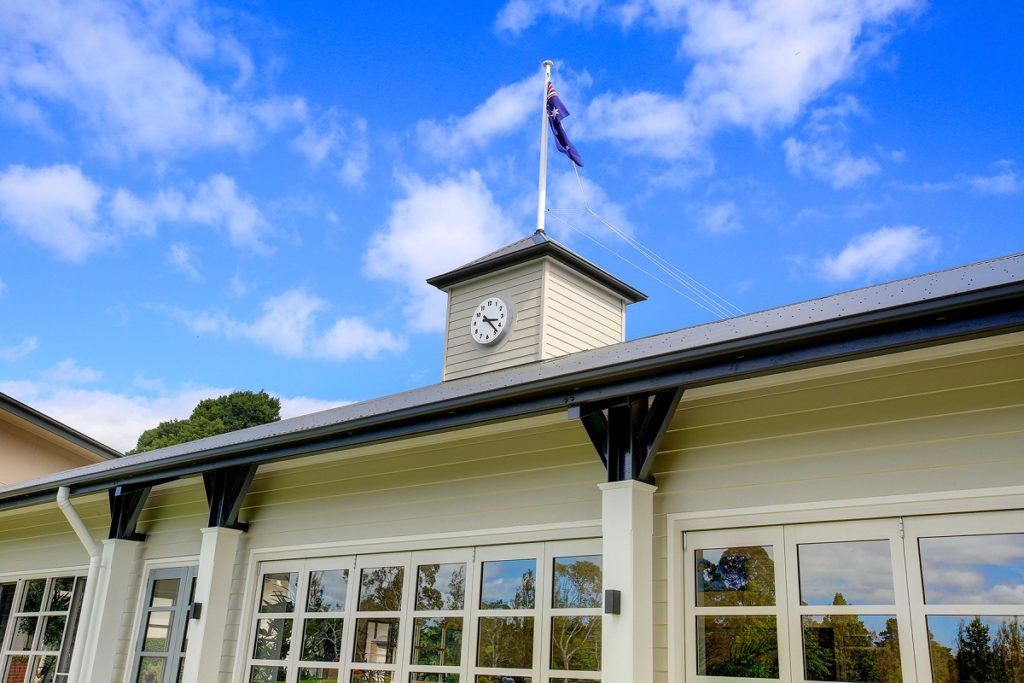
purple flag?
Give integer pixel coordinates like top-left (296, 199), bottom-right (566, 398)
top-left (546, 82), bottom-right (583, 166)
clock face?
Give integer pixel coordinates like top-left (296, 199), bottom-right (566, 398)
top-left (470, 296), bottom-right (511, 345)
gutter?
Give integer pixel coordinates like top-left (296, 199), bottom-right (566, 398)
top-left (2, 279), bottom-right (1023, 512)
top-left (56, 487), bottom-right (101, 683)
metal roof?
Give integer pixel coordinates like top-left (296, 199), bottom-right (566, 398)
top-left (1, 252), bottom-right (1022, 510)
top-left (426, 230), bottom-right (647, 303)
top-left (0, 392), bottom-right (122, 460)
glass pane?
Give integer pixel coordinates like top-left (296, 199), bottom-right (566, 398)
top-left (143, 611), bottom-right (174, 652)
top-left (926, 615), bottom-right (1024, 683)
top-left (476, 616), bottom-right (534, 668)
top-left (480, 560), bottom-right (536, 609)
top-left (308, 570), bottom-right (349, 612)
top-left (302, 618), bottom-right (344, 662)
top-left (802, 614), bottom-right (902, 682)
top-left (798, 541), bottom-right (895, 606)
top-left (351, 671), bottom-right (393, 683)
top-left (249, 666), bottom-right (287, 683)
top-left (410, 617), bottom-right (462, 666)
top-left (299, 669), bottom-right (340, 682)
top-left (358, 567), bottom-right (404, 611)
top-left (0, 583), bottom-right (15, 644)
top-left (416, 564), bottom-right (466, 611)
top-left (696, 615), bottom-right (779, 678)
top-left (920, 534), bottom-right (1024, 605)
top-left (22, 579), bottom-right (46, 612)
top-left (550, 616), bottom-right (601, 671)
top-left (260, 573), bottom-right (298, 613)
top-left (549, 680), bottom-right (597, 683)
top-left (353, 618), bottom-right (400, 663)
top-left (151, 578), bottom-right (181, 608)
top-left (253, 618), bottom-right (292, 660)
top-left (410, 675), bottom-right (460, 682)
top-left (552, 556), bottom-right (602, 609)
top-left (56, 578), bottom-right (85, 675)
top-left (47, 578), bottom-right (75, 612)
top-left (5, 656), bottom-right (29, 683)
top-left (30, 656), bottom-right (58, 683)
top-left (136, 656), bottom-right (166, 683)
top-left (10, 616), bottom-right (38, 650)
top-left (39, 616), bottom-right (66, 651)
top-left (696, 546), bottom-right (775, 607)
top-left (474, 678), bottom-right (530, 683)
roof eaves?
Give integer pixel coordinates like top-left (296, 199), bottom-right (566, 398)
top-left (0, 392), bottom-right (122, 460)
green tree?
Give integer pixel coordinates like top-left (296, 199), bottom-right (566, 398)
top-left (131, 390), bottom-right (281, 453)
top-left (994, 619), bottom-right (1024, 682)
top-left (957, 617), bottom-right (1009, 683)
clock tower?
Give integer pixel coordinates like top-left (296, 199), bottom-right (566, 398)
top-left (428, 230), bottom-right (646, 381)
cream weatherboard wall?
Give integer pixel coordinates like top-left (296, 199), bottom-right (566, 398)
top-left (542, 260), bottom-right (625, 359)
top-left (649, 332), bottom-right (1024, 683)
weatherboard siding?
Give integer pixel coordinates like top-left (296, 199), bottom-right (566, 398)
top-left (542, 260), bottom-right (625, 358)
top-left (442, 262), bottom-right (545, 380)
top-left (648, 337), bottom-right (1024, 682)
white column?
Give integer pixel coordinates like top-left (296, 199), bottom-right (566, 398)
top-left (600, 479), bottom-right (657, 683)
top-left (181, 526), bottom-right (244, 683)
top-left (78, 539), bottom-right (142, 682)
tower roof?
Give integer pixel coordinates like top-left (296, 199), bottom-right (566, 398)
top-left (426, 230), bottom-right (647, 303)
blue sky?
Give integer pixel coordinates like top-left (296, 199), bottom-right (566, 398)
top-left (0, 0), bottom-right (1021, 451)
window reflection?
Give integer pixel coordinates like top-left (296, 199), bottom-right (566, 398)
top-left (410, 617), bottom-right (462, 666)
top-left (308, 570), bottom-right (348, 613)
top-left (696, 546), bottom-right (775, 607)
top-left (926, 615), bottom-right (1024, 682)
top-left (260, 573), bottom-right (297, 614)
top-left (416, 564), bottom-right (466, 611)
top-left (798, 541), bottom-right (895, 606)
top-left (298, 668), bottom-right (340, 682)
top-left (302, 618), bottom-right (344, 662)
top-left (552, 556), bottom-right (602, 609)
top-left (351, 669), bottom-right (393, 682)
top-left (358, 568), bottom-right (404, 612)
top-left (253, 618), bottom-right (292, 661)
top-left (550, 616), bottom-right (601, 671)
top-left (802, 614), bottom-right (902, 682)
top-left (920, 534), bottom-right (1024, 605)
top-left (249, 666), bottom-right (287, 682)
top-left (476, 616), bottom-right (534, 669)
top-left (353, 618), bottom-right (400, 664)
top-left (696, 615), bottom-right (778, 678)
top-left (480, 560), bottom-right (535, 609)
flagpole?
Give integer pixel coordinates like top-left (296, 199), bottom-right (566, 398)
top-left (536, 59), bottom-right (553, 234)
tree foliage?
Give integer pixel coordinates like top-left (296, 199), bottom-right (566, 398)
top-left (131, 390), bottom-right (281, 453)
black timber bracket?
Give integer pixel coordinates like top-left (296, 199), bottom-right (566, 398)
top-left (203, 464), bottom-right (257, 531)
top-left (108, 483), bottom-right (152, 541)
top-left (569, 387), bottom-right (683, 485)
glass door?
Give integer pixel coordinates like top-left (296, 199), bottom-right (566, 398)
top-left (130, 567), bottom-right (197, 683)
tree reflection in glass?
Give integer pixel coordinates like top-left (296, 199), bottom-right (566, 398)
top-left (349, 669), bottom-right (393, 682)
top-left (410, 674), bottom-right (460, 682)
top-left (552, 557), bottom-right (602, 609)
top-left (260, 573), bottom-right (298, 614)
top-left (307, 571), bottom-right (348, 613)
top-left (353, 618), bottom-right (399, 663)
top-left (926, 615), bottom-right (1024, 682)
top-left (22, 579), bottom-right (46, 612)
top-left (476, 616), bottom-right (534, 669)
top-left (301, 618), bottom-right (343, 662)
top-left (697, 615), bottom-right (778, 678)
top-left (480, 560), bottom-right (535, 609)
top-left (550, 616), bottom-right (600, 671)
top-left (416, 564), bottom-right (465, 611)
top-left (802, 610), bottom-right (902, 682)
top-left (296, 667), bottom-right (339, 682)
top-left (410, 617), bottom-right (462, 666)
top-left (696, 546), bottom-right (775, 607)
top-left (358, 567), bottom-right (404, 612)
top-left (249, 665), bottom-right (286, 682)
top-left (253, 618), bottom-right (292, 660)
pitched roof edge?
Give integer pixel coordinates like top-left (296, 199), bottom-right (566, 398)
top-left (0, 392), bottom-right (122, 460)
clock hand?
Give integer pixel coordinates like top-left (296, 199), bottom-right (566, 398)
top-left (482, 316), bottom-right (499, 333)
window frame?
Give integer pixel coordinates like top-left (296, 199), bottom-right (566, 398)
top-left (0, 573), bottom-right (87, 683)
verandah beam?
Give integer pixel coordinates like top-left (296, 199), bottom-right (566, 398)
top-left (571, 387), bottom-right (683, 484)
top-left (202, 464), bottom-right (257, 531)
top-left (107, 484), bottom-right (152, 541)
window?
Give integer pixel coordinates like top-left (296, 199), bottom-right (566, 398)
top-left (0, 575), bottom-right (86, 683)
top-left (130, 566), bottom-right (198, 683)
top-left (682, 514), bottom-right (1024, 682)
top-left (245, 541), bottom-right (601, 683)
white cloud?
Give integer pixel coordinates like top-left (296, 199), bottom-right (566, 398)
top-left (495, 0), bottom-right (603, 34)
top-left (416, 75), bottom-right (538, 159)
top-left (292, 110), bottom-right (370, 187)
top-left (895, 161), bottom-right (1023, 196)
top-left (0, 164), bottom-right (107, 262)
top-left (500, 1), bottom-right (920, 159)
top-left (0, 0), bottom-right (306, 158)
top-left (168, 243), bottom-right (203, 281)
top-left (817, 225), bottom-right (939, 282)
top-left (691, 200), bottom-right (742, 234)
top-left (783, 96), bottom-right (881, 188)
top-left (364, 171), bottom-right (518, 332)
top-left (170, 289), bottom-right (407, 361)
top-left (546, 171), bottom-right (636, 241)
top-left (0, 379), bottom-right (352, 453)
top-left (42, 358), bottom-right (102, 384)
top-left (0, 337), bottom-right (39, 362)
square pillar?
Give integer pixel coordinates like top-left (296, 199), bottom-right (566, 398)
top-left (181, 526), bottom-right (244, 683)
top-left (75, 539), bottom-right (142, 682)
top-left (600, 479), bottom-right (657, 683)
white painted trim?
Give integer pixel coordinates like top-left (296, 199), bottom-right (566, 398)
top-left (665, 484), bottom-right (1024, 683)
top-left (0, 564), bottom-right (88, 581)
top-left (538, 257), bottom-right (550, 361)
top-left (230, 519), bottom-right (602, 683)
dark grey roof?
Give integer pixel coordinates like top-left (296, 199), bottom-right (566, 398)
top-left (1, 251), bottom-right (1022, 509)
top-left (426, 230), bottom-right (647, 303)
top-left (0, 392), bottom-right (121, 460)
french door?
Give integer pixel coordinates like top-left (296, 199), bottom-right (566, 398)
top-left (130, 566), bottom-right (197, 683)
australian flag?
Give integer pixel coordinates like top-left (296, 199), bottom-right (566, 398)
top-left (546, 82), bottom-right (583, 166)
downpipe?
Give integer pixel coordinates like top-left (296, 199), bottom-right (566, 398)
top-left (56, 486), bottom-right (101, 683)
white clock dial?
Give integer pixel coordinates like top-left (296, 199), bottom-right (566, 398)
top-left (470, 296), bottom-right (511, 345)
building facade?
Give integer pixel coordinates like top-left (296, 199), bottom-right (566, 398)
top-left (0, 236), bottom-right (1021, 683)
